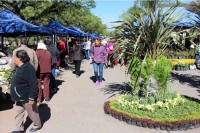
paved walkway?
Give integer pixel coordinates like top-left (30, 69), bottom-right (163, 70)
top-left (0, 60), bottom-right (200, 133)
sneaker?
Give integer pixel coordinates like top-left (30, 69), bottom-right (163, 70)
top-left (99, 82), bottom-right (102, 86)
top-left (37, 102), bottom-right (41, 106)
top-left (29, 127), bottom-right (41, 132)
top-left (11, 131), bottom-right (24, 133)
top-left (95, 81), bottom-right (99, 86)
top-left (44, 100), bottom-right (50, 104)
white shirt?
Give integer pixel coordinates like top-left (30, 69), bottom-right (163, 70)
top-left (85, 40), bottom-right (91, 50)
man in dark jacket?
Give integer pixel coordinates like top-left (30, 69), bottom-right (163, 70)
top-left (10, 50), bottom-right (41, 133)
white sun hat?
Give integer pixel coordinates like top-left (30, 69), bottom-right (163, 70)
top-left (190, 44), bottom-right (195, 49)
top-left (101, 40), bottom-right (107, 46)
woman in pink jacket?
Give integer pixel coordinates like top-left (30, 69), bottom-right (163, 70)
top-left (90, 39), bottom-right (108, 86)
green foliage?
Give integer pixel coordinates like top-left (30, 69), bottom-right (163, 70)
top-left (111, 94), bottom-right (200, 122)
top-left (1, 68), bottom-right (13, 85)
top-left (155, 91), bottom-right (177, 102)
top-left (115, 0), bottom-right (183, 61)
top-left (140, 57), bottom-right (154, 95)
top-left (186, 0), bottom-right (200, 16)
top-left (128, 57), bottom-right (142, 95)
top-left (154, 56), bottom-right (173, 92)
top-left (0, 0), bottom-right (108, 35)
top-left (6, 45), bottom-right (18, 55)
top-left (128, 56), bottom-right (172, 96)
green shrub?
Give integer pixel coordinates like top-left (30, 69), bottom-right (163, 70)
top-left (154, 56), bottom-right (173, 92)
top-left (110, 94), bottom-right (200, 122)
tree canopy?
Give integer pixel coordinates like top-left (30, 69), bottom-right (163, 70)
top-left (0, 0), bottom-right (108, 35)
top-left (186, 0), bottom-right (200, 15)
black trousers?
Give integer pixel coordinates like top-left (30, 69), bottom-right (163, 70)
top-left (107, 54), bottom-right (114, 67)
top-left (74, 60), bottom-right (81, 75)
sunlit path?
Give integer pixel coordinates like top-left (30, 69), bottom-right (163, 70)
top-left (0, 60), bottom-right (199, 133)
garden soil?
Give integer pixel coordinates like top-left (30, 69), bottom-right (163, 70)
top-left (0, 60), bottom-right (199, 133)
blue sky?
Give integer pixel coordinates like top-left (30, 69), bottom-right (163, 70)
top-left (91, 0), bottom-right (193, 30)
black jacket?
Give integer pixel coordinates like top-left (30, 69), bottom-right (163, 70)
top-left (10, 62), bottom-right (38, 102)
top-left (73, 45), bottom-right (83, 61)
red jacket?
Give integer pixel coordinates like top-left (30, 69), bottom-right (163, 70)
top-left (36, 49), bottom-right (52, 73)
top-left (59, 40), bottom-right (66, 55)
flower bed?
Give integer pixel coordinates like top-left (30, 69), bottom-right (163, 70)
top-left (170, 59), bottom-right (196, 71)
top-left (104, 95), bottom-right (200, 131)
top-left (171, 59), bottom-right (195, 65)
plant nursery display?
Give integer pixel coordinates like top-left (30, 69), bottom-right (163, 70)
top-left (104, 94), bottom-right (200, 131)
top-left (105, 0), bottom-right (200, 131)
top-left (104, 56), bottom-right (200, 131)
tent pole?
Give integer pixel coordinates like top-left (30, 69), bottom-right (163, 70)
top-left (25, 32), bottom-right (27, 45)
top-left (53, 34), bottom-right (56, 47)
top-left (52, 34), bottom-right (54, 46)
top-left (1, 36), bottom-right (4, 51)
top-left (37, 36), bottom-right (39, 43)
top-left (65, 35), bottom-right (69, 55)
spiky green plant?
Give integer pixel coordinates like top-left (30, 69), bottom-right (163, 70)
top-left (113, 0), bottom-right (185, 95)
top-left (115, 0), bottom-right (183, 60)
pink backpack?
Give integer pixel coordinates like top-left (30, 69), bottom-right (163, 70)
top-left (106, 42), bottom-right (113, 54)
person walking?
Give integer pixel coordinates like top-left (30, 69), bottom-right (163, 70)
top-left (73, 40), bottom-right (84, 78)
top-left (58, 38), bottom-right (67, 68)
top-left (195, 40), bottom-right (200, 68)
top-left (105, 41), bottom-right (114, 68)
top-left (10, 50), bottom-right (41, 133)
top-left (84, 39), bottom-right (91, 60)
top-left (10, 37), bottom-right (38, 71)
top-left (36, 41), bottom-right (52, 105)
top-left (91, 38), bottom-right (108, 86)
top-left (45, 39), bottom-right (60, 92)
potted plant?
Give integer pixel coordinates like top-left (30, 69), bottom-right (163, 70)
top-left (0, 68), bottom-right (13, 94)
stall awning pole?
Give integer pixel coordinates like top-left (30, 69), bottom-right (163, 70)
top-left (1, 36), bottom-right (4, 51)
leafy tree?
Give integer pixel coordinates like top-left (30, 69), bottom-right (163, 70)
top-left (186, 0), bottom-right (200, 15)
top-left (115, 0), bottom-right (183, 60)
top-left (0, 0), bottom-right (108, 35)
top-left (113, 0), bottom-right (183, 95)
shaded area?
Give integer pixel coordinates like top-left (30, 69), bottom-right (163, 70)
top-left (100, 82), bottom-right (132, 99)
top-left (65, 65), bottom-right (75, 71)
top-left (24, 104), bottom-right (51, 132)
top-left (49, 79), bottom-right (65, 100)
top-left (90, 76), bottom-right (105, 83)
top-left (171, 72), bottom-right (200, 89)
top-left (0, 93), bottom-right (14, 111)
top-left (72, 70), bottom-right (85, 76)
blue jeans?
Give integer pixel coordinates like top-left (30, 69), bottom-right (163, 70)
top-left (50, 64), bottom-right (56, 89)
top-left (85, 50), bottom-right (90, 60)
top-left (93, 63), bottom-right (104, 82)
top-left (195, 54), bottom-right (199, 65)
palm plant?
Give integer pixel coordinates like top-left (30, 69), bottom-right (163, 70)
top-left (114, 0), bottom-right (184, 95)
top-left (117, 0), bottom-right (182, 60)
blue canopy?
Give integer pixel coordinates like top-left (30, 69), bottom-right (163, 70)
top-left (0, 9), bottom-right (52, 36)
top-left (89, 33), bottom-right (104, 39)
top-left (46, 20), bottom-right (79, 36)
top-left (69, 26), bottom-right (87, 36)
top-left (170, 7), bottom-right (199, 28)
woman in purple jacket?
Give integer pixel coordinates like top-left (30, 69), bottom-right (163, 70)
top-left (90, 39), bottom-right (108, 86)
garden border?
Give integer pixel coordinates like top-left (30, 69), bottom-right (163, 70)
top-left (104, 96), bottom-right (200, 131)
